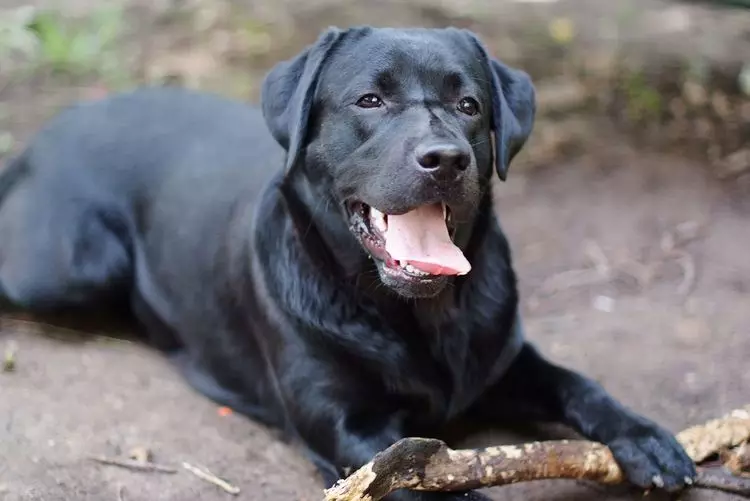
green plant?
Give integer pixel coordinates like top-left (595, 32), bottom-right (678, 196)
top-left (622, 70), bottom-right (664, 121)
top-left (25, 6), bottom-right (126, 80)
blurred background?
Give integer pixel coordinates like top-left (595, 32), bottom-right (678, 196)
top-left (0, 1), bottom-right (748, 500)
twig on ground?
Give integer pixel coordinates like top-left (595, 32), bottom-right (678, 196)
top-left (531, 241), bottom-right (613, 299)
top-left (182, 462), bottom-right (240, 496)
top-left (672, 249), bottom-right (697, 297)
top-left (696, 467), bottom-right (750, 496)
top-left (325, 405), bottom-right (750, 501)
top-left (117, 485), bottom-right (126, 501)
top-left (616, 259), bottom-right (655, 289)
top-left (88, 455), bottom-right (177, 474)
top-left (532, 221), bottom-right (705, 302)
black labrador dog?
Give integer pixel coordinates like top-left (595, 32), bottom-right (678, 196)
top-left (0, 27), bottom-right (695, 499)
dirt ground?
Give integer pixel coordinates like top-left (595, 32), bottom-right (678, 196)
top-left (0, 1), bottom-right (749, 500)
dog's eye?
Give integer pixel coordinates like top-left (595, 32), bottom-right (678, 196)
top-left (355, 94), bottom-right (384, 109)
top-left (457, 97), bottom-right (480, 116)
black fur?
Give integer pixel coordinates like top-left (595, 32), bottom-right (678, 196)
top-left (0, 27), bottom-right (694, 500)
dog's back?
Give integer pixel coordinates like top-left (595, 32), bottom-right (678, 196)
top-left (0, 87), bottom-right (284, 311)
top-left (1, 87), bottom-right (283, 199)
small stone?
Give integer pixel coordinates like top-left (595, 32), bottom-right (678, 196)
top-left (129, 446), bottom-right (152, 463)
top-left (592, 295), bottom-right (615, 313)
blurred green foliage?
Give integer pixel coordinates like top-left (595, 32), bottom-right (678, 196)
top-left (1, 5), bottom-right (128, 84)
top-left (622, 70), bottom-right (664, 121)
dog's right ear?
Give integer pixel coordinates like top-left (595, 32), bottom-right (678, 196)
top-left (261, 28), bottom-right (345, 175)
top-left (460, 31), bottom-right (536, 182)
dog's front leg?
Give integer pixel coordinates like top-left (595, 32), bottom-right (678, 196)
top-left (287, 385), bottom-right (491, 501)
top-left (471, 341), bottom-right (696, 492)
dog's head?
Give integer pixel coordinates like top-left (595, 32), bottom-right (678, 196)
top-left (262, 27), bottom-right (535, 298)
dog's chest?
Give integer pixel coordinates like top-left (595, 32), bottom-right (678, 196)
top-left (383, 312), bottom-right (518, 425)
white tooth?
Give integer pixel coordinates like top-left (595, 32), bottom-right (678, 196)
top-left (370, 207), bottom-right (388, 233)
top-left (403, 263), bottom-right (428, 276)
top-left (442, 203), bottom-right (448, 221)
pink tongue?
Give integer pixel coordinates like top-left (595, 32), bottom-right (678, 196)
top-left (384, 204), bottom-right (471, 276)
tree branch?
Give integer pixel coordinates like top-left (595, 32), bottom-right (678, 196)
top-left (325, 405), bottom-right (750, 501)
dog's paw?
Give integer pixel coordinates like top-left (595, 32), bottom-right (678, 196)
top-left (606, 419), bottom-right (697, 492)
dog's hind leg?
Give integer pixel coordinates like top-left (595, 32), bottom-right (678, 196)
top-left (0, 175), bottom-right (133, 314)
top-left (167, 348), bottom-right (283, 427)
top-left (129, 264), bottom-right (286, 429)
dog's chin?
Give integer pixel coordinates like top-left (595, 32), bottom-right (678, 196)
top-left (347, 201), bottom-right (455, 299)
top-left (373, 259), bottom-right (450, 298)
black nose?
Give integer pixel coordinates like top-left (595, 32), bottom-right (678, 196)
top-left (415, 143), bottom-right (471, 178)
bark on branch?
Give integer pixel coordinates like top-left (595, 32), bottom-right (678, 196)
top-left (325, 405), bottom-right (750, 501)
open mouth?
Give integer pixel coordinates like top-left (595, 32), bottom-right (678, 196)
top-left (347, 200), bottom-right (471, 281)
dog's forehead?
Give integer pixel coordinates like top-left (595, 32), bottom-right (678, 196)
top-left (321, 28), bottom-right (485, 93)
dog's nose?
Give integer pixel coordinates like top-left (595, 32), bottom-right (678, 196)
top-left (415, 143), bottom-right (471, 179)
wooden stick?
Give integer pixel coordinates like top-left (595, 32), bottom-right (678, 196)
top-left (182, 462), bottom-right (240, 495)
top-left (696, 468), bottom-right (750, 496)
top-left (325, 405), bottom-right (750, 501)
top-left (722, 442), bottom-right (750, 477)
top-left (677, 406), bottom-right (750, 462)
top-left (88, 455), bottom-right (177, 474)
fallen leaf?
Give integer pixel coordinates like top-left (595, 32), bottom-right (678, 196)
top-left (3, 341), bottom-right (17, 372)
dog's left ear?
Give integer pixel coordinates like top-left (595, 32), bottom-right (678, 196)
top-left (261, 27), bottom-right (345, 174)
top-left (465, 32), bottom-right (536, 181)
